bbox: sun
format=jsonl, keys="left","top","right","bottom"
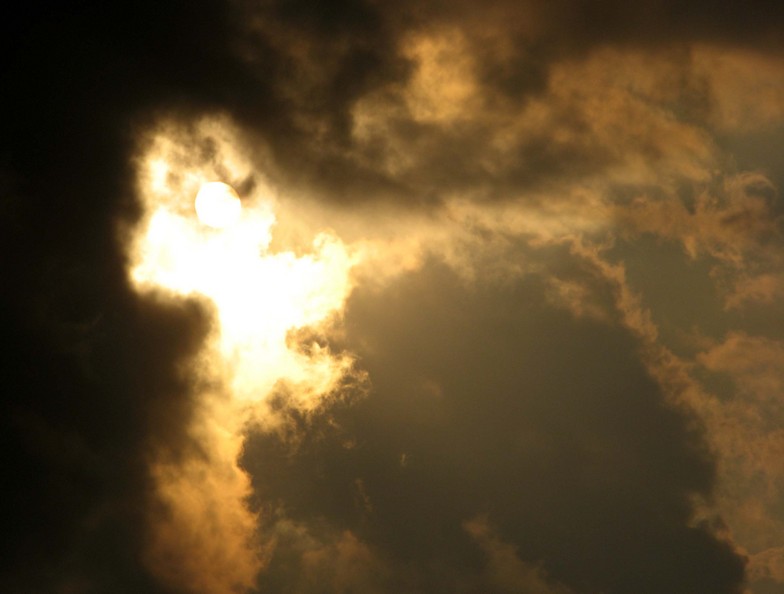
{"left": 194, "top": 181, "right": 242, "bottom": 228}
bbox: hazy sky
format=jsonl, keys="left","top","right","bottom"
{"left": 3, "top": 1, "right": 784, "bottom": 594}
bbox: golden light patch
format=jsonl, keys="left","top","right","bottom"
{"left": 125, "top": 117, "right": 362, "bottom": 594}
{"left": 129, "top": 119, "right": 357, "bottom": 407}
{"left": 402, "top": 28, "right": 479, "bottom": 123}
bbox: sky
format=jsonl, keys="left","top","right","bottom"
{"left": 2, "top": 1, "right": 784, "bottom": 593}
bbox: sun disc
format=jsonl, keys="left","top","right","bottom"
{"left": 195, "top": 182, "right": 242, "bottom": 228}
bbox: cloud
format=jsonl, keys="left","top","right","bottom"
{"left": 243, "top": 255, "right": 745, "bottom": 593}
{"left": 464, "top": 516, "right": 573, "bottom": 594}
{"left": 256, "top": 519, "right": 392, "bottom": 594}
{"left": 749, "top": 547, "right": 784, "bottom": 587}
{"left": 5, "top": 0, "right": 784, "bottom": 593}
{"left": 0, "top": 283, "right": 211, "bottom": 593}
{"left": 123, "top": 117, "right": 366, "bottom": 594}
{"left": 696, "top": 334, "right": 784, "bottom": 557}
{"left": 614, "top": 172, "right": 780, "bottom": 265}
{"left": 724, "top": 273, "right": 784, "bottom": 310}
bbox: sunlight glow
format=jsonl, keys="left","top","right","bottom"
{"left": 129, "top": 150, "right": 355, "bottom": 406}
{"left": 125, "top": 118, "right": 362, "bottom": 594}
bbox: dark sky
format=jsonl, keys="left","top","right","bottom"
{"left": 3, "top": 1, "right": 784, "bottom": 593}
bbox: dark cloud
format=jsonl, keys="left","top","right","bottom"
{"left": 211, "top": 0, "right": 784, "bottom": 207}
{"left": 244, "top": 259, "right": 745, "bottom": 593}
{"left": 1, "top": 3, "right": 229, "bottom": 589}
{"left": 6, "top": 0, "right": 782, "bottom": 211}
{"left": 0, "top": 275, "right": 211, "bottom": 592}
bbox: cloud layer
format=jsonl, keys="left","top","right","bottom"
{"left": 3, "top": 1, "right": 784, "bottom": 593}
